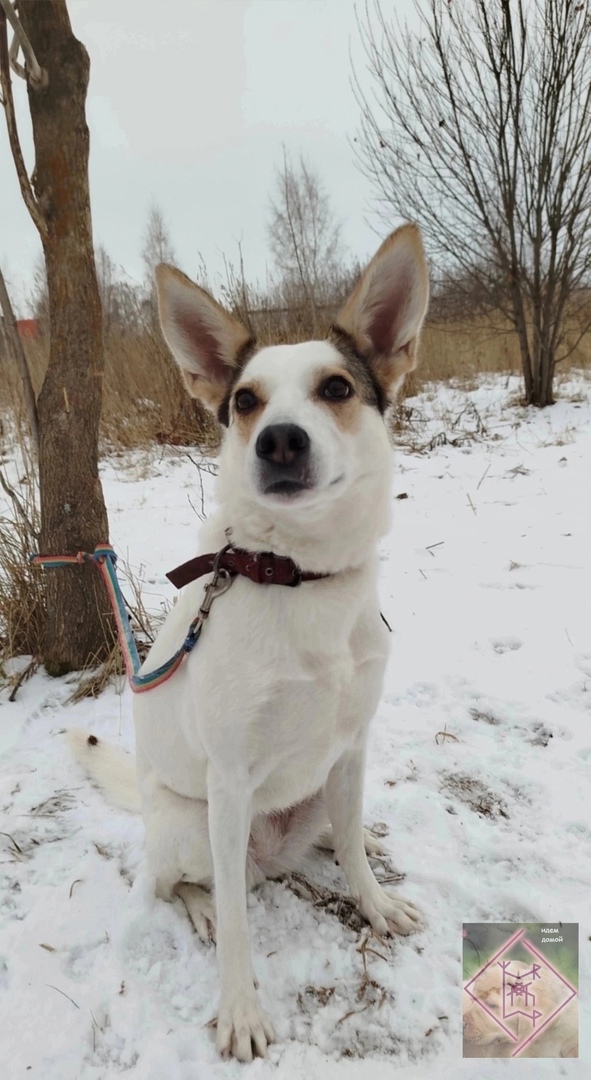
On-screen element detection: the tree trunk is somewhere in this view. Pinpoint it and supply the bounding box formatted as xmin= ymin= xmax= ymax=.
xmin=528 ymin=312 xmax=556 ymax=407
xmin=18 ymin=0 xmax=114 ymax=674
xmin=539 ymin=344 xmax=556 ymax=407
xmin=510 ymin=291 xmax=534 ymax=404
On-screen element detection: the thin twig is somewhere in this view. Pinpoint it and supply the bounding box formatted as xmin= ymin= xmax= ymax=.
xmin=0 ymin=830 xmax=22 ymax=854
xmin=477 ymin=463 xmax=491 ymax=490
xmin=426 ymin=541 xmax=444 ymax=556
xmin=45 ymin=984 xmax=80 ymax=1009
xmin=0 ymin=467 xmax=38 ymax=537
xmin=8 ymin=657 xmax=38 ymax=701
xmin=435 ymin=727 xmax=460 ymax=745
xmin=0 ymin=10 xmax=47 ymax=238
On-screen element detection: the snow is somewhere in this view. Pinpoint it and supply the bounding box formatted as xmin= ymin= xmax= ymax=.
xmin=1 ymin=373 xmax=590 ymax=1078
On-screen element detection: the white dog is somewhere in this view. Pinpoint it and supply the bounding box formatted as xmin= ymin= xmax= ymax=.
xmin=71 ymin=223 xmax=429 ymax=1061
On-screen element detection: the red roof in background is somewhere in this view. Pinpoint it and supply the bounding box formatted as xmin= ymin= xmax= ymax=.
xmin=15 ymin=319 xmax=39 ymax=340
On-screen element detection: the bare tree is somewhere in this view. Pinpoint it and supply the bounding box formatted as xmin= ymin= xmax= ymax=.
xmin=95 ymin=244 xmax=117 ymax=337
xmin=141 ymin=203 xmax=177 ymax=273
xmin=268 ymin=151 xmax=344 ymax=333
xmin=139 ymin=202 xmax=204 ymax=442
xmin=141 ymin=203 xmax=177 ymax=324
xmin=0 ymin=0 xmax=114 ymax=673
xmin=354 ymin=0 xmax=591 ymax=406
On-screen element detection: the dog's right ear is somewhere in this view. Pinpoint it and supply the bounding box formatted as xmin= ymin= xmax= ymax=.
xmin=155 ymin=265 xmax=253 ymax=411
xmin=334 ymin=224 xmax=429 ymax=401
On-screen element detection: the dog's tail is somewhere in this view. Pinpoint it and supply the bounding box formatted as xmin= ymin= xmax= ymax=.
xmin=68 ymin=730 xmax=141 ymax=812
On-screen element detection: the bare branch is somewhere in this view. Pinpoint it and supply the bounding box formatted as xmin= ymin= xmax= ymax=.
xmin=8 ymin=21 xmax=25 ymax=79
xmin=0 ymin=467 xmax=38 ymax=537
xmin=0 ymin=0 xmax=46 ymax=87
xmin=0 ymin=7 xmax=47 ymax=239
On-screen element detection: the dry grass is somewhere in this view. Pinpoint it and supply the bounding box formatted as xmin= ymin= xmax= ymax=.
xmin=406 ymin=312 xmax=591 ymax=399
xmin=0 ymin=434 xmax=45 ymax=673
xmin=12 ymin=332 xmax=220 ymax=450
xmin=64 ymin=642 xmax=125 ymax=702
xmin=409 ymin=319 xmax=521 ymax=395
xmin=0 ymin=418 xmax=160 ymax=687
xmin=441 ymin=773 xmax=509 ymax=820
xmin=287 ymin=871 xmax=367 ymax=934
xmin=1 ymin=302 xmax=590 ymax=453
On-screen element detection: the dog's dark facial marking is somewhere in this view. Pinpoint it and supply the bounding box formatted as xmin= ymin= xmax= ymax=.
xmin=216 ymin=336 xmax=258 ymax=426
xmin=327 ymin=326 xmax=388 ymax=413
xmin=313 ymin=363 xmax=371 ymax=433
xmin=231 ymin=380 xmax=267 ymax=440
xmin=87 ymin=734 xmax=98 ymax=746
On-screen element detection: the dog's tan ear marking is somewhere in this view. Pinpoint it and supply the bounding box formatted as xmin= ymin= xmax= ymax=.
xmin=156 ymin=264 xmax=254 ymax=412
xmin=334 ymin=223 xmax=429 ymax=400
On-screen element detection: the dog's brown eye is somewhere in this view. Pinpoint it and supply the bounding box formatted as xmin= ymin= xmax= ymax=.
xmin=235 ymin=389 xmax=258 ymax=412
xmin=322 ymin=376 xmax=352 ymax=400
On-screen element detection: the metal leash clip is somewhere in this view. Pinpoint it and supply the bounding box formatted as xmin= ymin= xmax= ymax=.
xmin=197 ymin=543 xmax=234 ymax=621
xmin=182 ymin=544 xmax=234 ymax=655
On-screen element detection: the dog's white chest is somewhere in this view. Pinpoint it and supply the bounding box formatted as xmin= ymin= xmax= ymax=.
xmin=135 ymin=567 xmax=388 ymax=809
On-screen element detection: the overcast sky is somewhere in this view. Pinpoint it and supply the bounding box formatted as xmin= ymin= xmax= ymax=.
xmin=0 ymin=0 xmax=418 ymax=313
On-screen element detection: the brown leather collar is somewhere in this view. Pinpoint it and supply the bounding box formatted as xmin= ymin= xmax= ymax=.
xmin=166 ymin=543 xmax=329 ymax=590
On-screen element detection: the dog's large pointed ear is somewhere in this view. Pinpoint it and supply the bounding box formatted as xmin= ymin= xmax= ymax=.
xmin=156 ymin=264 xmax=253 ymax=411
xmin=334 ymin=223 xmax=429 ymax=401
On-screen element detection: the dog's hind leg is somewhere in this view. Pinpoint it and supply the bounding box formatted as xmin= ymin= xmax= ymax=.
xmin=256 ymin=793 xmax=327 ymax=878
xmin=315 ymin=823 xmax=386 ymax=858
xmin=176 ymin=883 xmax=217 ymax=943
xmin=142 ymin=778 xmax=213 ymax=893
xmin=255 ymin=797 xmax=385 ymax=878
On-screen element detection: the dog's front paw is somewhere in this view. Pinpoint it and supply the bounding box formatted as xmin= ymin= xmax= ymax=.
xmin=358 ymin=887 xmax=422 ymax=937
xmin=216 ymin=991 xmax=275 ymax=1062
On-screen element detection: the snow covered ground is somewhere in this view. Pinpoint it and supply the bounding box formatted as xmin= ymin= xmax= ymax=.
xmin=1 ymin=373 xmax=590 ymax=1079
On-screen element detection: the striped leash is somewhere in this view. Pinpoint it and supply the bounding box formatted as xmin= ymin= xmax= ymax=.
xmin=30 ymin=543 xmax=233 ymax=693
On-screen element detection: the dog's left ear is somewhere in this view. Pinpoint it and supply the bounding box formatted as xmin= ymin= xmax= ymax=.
xmin=334 ymin=223 xmax=429 ymax=400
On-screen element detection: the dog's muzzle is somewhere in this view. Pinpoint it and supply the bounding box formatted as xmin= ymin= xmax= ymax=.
xmin=255 ymin=423 xmax=313 ymax=496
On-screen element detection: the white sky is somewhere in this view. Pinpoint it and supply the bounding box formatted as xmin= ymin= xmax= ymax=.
xmin=0 ymin=0 xmax=418 ymax=314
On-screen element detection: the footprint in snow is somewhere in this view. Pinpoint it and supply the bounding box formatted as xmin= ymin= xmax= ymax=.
xmin=491 ymin=637 xmax=523 ymax=655
xmin=528 ymin=722 xmax=553 ymax=747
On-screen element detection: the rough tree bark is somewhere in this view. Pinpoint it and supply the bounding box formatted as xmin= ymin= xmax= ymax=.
xmin=1 ymin=1 xmax=114 ymax=673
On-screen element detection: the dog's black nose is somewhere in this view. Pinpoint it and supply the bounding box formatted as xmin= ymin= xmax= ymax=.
xmin=256 ymin=424 xmax=310 ymax=466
